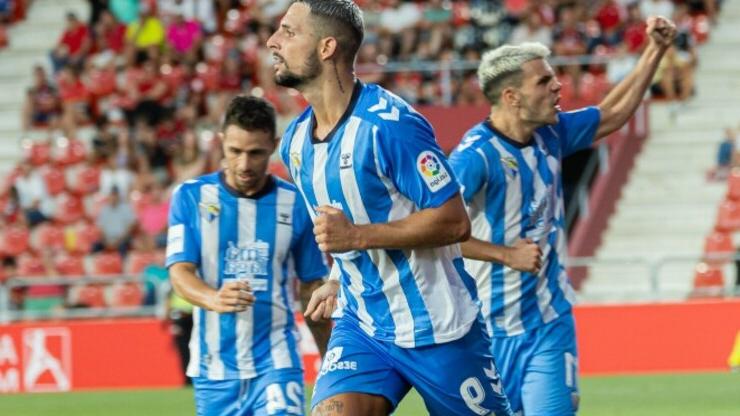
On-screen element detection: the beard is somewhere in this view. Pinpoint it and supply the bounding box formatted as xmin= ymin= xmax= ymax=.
xmin=274 ymin=50 xmax=323 ymax=89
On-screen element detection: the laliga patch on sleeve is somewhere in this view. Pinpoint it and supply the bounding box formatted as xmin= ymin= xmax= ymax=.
xmin=166 ymin=224 xmax=185 ymax=257
xmin=416 ymin=151 xmax=451 ymax=192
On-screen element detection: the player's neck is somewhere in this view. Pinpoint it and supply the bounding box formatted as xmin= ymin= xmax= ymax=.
xmin=489 ymin=111 xmax=536 ymax=145
xmin=302 ymin=70 xmax=357 ymax=140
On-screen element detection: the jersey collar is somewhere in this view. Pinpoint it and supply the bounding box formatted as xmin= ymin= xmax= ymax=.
xmin=219 ymin=171 xmax=276 ymax=200
xmin=310 ymin=80 xmax=363 ymax=145
xmin=483 ymin=119 xmax=535 ymax=149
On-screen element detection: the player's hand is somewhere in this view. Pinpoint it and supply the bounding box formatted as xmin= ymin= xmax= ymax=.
xmin=646 ymin=16 xmax=677 ymax=49
xmin=313 ymin=206 xmax=362 ymax=253
xmin=304 ymin=280 xmax=340 ymax=321
xmin=209 ymin=280 xmax=255 ymax=313
xmin=503 ymin=239 xmax=542 ymax=274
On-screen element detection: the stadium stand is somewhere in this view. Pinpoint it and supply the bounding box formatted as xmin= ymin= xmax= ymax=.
xmin=0 ymin=0 xmax=730 ymax=319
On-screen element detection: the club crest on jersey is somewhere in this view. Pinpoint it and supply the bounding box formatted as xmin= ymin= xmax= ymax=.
xmin=199 ymin=203 xmax=220 ymax=222
xmin=340 ymin=152 xmax=353 ymax=169
xmin=500 ymin=156 xmax=519 ymax=179
xmin=417 ymin=151 xmax=451 ymax=192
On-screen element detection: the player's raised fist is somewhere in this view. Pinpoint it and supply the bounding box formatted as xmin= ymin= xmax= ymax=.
xmin=646 ymin=16 xmax=677 ymax=48
xmin=313 ymin=205 xmax=362 ymax=253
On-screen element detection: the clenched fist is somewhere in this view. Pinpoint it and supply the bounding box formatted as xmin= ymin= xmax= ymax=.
xmin=208 ymin=280 xmax=255 ymax=313
xmin=504 ymin=239 xmax=543 ymax=274
xmin=313 ymin=206 xmax=362 ymax=253
xmin=646 ymin=16 xmax=677 ymax=49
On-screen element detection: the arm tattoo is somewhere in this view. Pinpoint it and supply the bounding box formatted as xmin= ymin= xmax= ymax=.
xmin=314 ymin=399 xmax=345 ymax=415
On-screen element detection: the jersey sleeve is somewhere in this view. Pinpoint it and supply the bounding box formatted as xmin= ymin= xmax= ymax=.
xmin=555 ymin=106 xmax=601 ymax=157
xmin=290 ymin=198 xmax=328 ymax=282
xmin=374 ymin=111 xmax=460 ymax=209
xmin=165 ymin=184 xmax=201 ymax=268
xmin=449 ymin=147 xmax=487 ymax=204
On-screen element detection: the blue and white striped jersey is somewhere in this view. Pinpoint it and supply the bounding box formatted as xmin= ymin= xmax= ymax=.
xmin=449 ymin=108 xmax=601 ymax=337
xmin=280 ymin=81 xmax=479 ymax=348
xmin=165 ymin=172 xmax=328 ymax=380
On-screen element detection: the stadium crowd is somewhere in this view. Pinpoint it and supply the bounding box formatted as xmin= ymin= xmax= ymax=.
xmin=0 ymin=0 xmax=721 ymax=314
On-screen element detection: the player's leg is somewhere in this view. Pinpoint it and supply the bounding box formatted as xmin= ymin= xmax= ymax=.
xmin=520 ymin=313 xmax=579 ymax=416
xmin=192 ymin=377 xmax=248 ymax=416
xmin=394 ymin=318 xmax=514 ymax=416
xmin=310 ymin=319 xmax=410 ymax=416
xmin=250 ymin=368 xmax=306 ymax=416
xmin=490 ymin=331 xmax=531 ymax=415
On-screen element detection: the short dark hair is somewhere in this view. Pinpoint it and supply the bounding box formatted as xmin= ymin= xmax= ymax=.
xmin=295 ymin=0 xmax=364 ymax=64
xmin=222 ymin=95 xmax=277 ymax=139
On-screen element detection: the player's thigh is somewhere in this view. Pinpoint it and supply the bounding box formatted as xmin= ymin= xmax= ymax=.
xmin=192 ymin=377 xmax=245 ymax=416
xmin=521 ymin=316 xmax=579 ymax=416
xmin=490 ymin=333 xmax=530 ymax=414
xmin=397 ymin=319 xmax=514 ymax=416
xmin=252 ymin=369 xmax=306 ymax=416
xmin=311 ymin=320 xmax=409 ymax=414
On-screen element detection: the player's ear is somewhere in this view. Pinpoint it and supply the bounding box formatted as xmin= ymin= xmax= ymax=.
xmin=319 ymin=36 xmax=338 ymax=61
xmin=502 ymin=87 xmax=520 ymax=108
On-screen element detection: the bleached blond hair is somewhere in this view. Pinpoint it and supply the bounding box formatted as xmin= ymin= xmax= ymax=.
xmin=478 ymin=42 xmax=551 ymax=105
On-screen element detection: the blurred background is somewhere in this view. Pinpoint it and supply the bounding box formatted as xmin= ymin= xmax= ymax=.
xmin=0 ymin=0 xmax=738 ymax=415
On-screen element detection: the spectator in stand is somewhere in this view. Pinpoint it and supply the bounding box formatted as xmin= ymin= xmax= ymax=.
xmin=171 ymin=129 xmax=206 ymax=183
xmin=1 ymin=186 xmax=25 ymax=227
xmin=49 ymin=12 xmax=92 ymax=73
xmin=110 ymin=0 xmax=140 ymax=25
xmin=94 ymin=185 xmax=137 ymax=257
xmin=21 ymin=65 xmax=61 ymax=132
xmin=165 ymin=10 xmax=202 ymax=63
xmin=652 ymin=5 xmax=697 ymax=104
xmin=712 ymin=128 xmax=735 ymax=181
xmin=552 ymin=4 xmax=588 ymax=57
xmin=99 ymin=150 xmax=135 ymax=197
xmin=134 ymin=178 xmax=170 ymax=250
xmin=379 ymin=0 xmax=422 ymax=60
xmin=159 ymin=0 xmax=217 ymax=34
xmin=58 ymin=65 xmax=91 ymax=139
xmin=93 ymin=9 xmax=127 ymax=55
xmin=509 ymin=10 xmax=553 ymax=47
xmin=14 ymin=160 xmax=55 ymax=226
xmin=125 ymin=2 xmax=165 ymax=51
xmin=640 ymin=0 xmax=675 ymax=23
xmin=623 ymin=2 xmax=648 ymax=53
xmin=1 ymin=257 xmax=24 ymax=311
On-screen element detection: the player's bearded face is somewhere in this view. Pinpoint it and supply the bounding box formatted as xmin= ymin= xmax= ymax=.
xmin=222 ymin=126 xmax=275 ymax=195
xmin=273 ymin=48 xmax=323 ymax=89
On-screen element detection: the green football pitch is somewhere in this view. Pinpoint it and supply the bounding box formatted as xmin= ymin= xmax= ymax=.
xmin=0 ymin=372 xmax=737 ymax=416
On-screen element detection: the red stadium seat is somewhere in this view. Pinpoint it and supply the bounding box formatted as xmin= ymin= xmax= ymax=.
xmin=125 ymin=250 xmax=161 ymax=274
xmin=65 ymin=222 xmax=101 ymax=254
xmin=0 ymin=226 xmax=30 ymax=256
xmin=17 ymin=254 xmax=48 ymax=277
xmin=90 ymin=251 xmax=123 ymax=276
xmin=715 ymin=199 xmax=740 ymax=232
xmin=110 ymin=283 xmax=144 ymax=307
xmin=42 ymin=167 xmax=66 ymax=196
xmin=54 ymin=253 xmax=86 ymax=277
xmin=30 ymin=222 xmax=65 ymax=252
xmin=703 ymin=231 xmax=734 ymax=265
xmin=727 ymin=170 xmax=740 ymax=201
xmin=54 ymin=193 xmax=85 ymax=224
xmin=689 ymin=263 xmax=724 ymax=299
xmin=52 ymin=138 xmax=87 ymax=166
xmin=23 ymin=140 xmax=51 ymax=166
xmin=77 ymin=285 xmax=106 ymax=308
xmin=66 ymin=163 xmax=101 ymax=195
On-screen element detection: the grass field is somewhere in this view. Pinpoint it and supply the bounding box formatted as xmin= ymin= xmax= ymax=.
xmin=0 ymin=372 xmax=737 ymax=415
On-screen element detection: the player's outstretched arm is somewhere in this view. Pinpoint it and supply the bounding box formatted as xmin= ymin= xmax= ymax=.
xmin=301 ymin=279 xmax=336 ymax=358
xmin=313 ymin=194 xmax=470 ymax=252
xmin=595 ymin=16 xmax=677 ymax=140
xmin=461 ymin=237 xmax=542 ymax=274
xmin=169 ymin=262 xmax=255 ymax=313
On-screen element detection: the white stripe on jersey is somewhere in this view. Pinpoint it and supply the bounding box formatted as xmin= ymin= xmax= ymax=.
xmin=270 ymin=187 xmax=295 ymax=369
xmin=186 ymin=306 xmax=201 ymax=377
xmin=312 ymin=134 xmax=376 ymax=336
xmin=200 ymin=184 xmax=225 ymax=378
xmin=489 ymin=140 xmax=524 ymax=336
xmin=236 ymin=198 xmax=257 ymax=379
xmin=465 ymin=148 xmax=493 ymax=322
xmin=289 ymin=120 xmax=314 ymax=221
xmin=340 ymin=116 xmax=414 ymax=345
xmin=520 ymin=143 xmax=558 ymax=324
